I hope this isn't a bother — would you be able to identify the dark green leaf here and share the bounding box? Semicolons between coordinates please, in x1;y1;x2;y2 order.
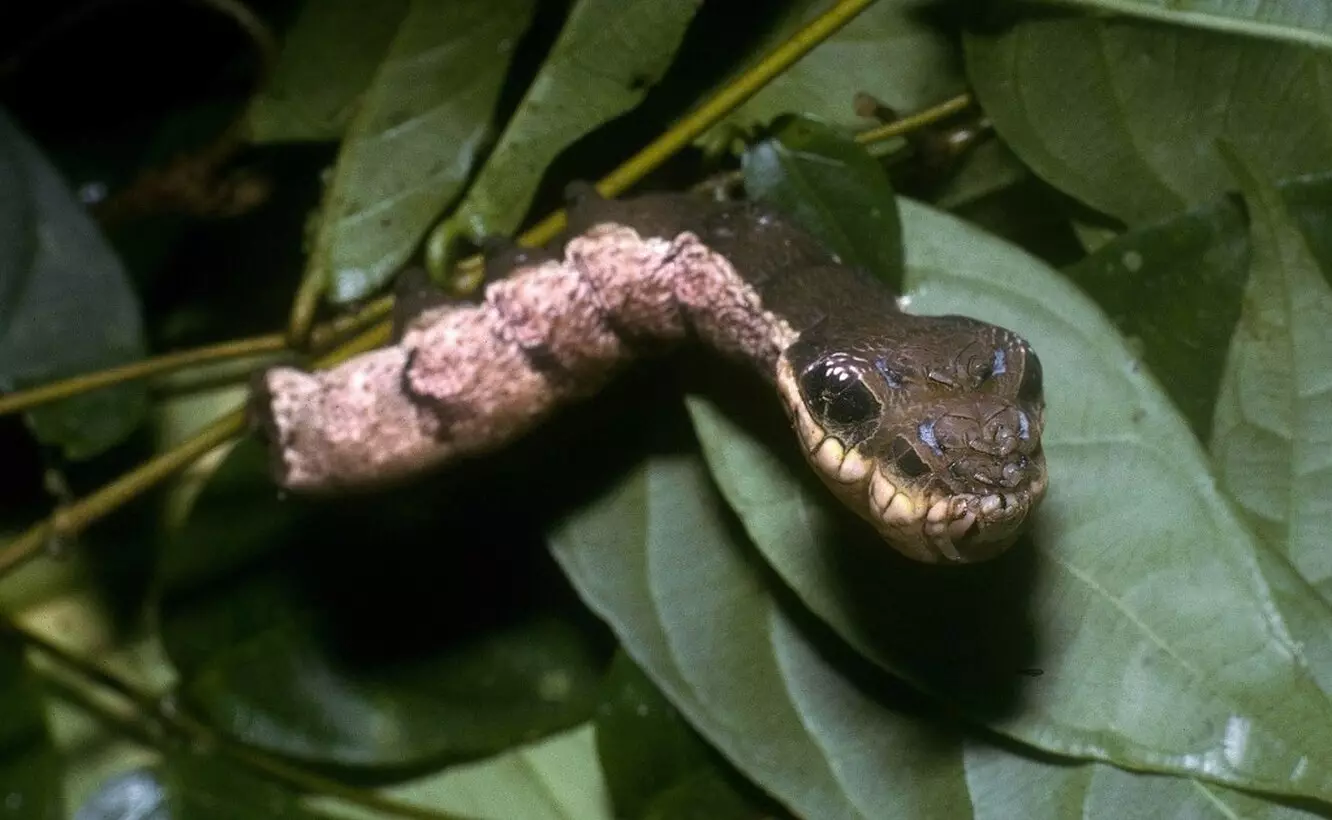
743;116;903;288
594;650;773;819
309;0;537;303
550;443;973;820
247;0;411;143
640;769;770;820
0;109;147;459
1060;185;1251;441
0;631;61;820
965;18;1332;226
683;195;1332;802
595;651;715;819
159;438;608;768
439;0;702;244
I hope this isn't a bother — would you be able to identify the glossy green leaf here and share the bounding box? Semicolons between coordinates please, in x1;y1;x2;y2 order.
1212;155;1332;598
309;0;536;303
440;0;702;244
0;632;61;820
311;726;614;820
550;445;973;820
683;196;1332;802
743;116;903;289
159;438;608;768
965;18;1332;226
75;758;337;820
0;109;147;459
705;0;965;139
246;0;409;143
1026;0;1332;51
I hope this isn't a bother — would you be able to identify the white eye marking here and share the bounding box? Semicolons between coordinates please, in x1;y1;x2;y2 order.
1017;410;1030;441
992;348;1007;377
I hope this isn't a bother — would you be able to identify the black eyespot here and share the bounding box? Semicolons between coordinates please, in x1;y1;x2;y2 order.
1018;350;1044;404
800;359;880;427
890;435;931;478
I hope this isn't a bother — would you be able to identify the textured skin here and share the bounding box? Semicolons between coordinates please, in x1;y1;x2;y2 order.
255;190;1047;563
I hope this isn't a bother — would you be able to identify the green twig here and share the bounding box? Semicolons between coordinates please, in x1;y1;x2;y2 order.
0;335;286;418
855;92;974;145
469;0;882;259
0;412;246;577
10;621;476;820
0;0;881;582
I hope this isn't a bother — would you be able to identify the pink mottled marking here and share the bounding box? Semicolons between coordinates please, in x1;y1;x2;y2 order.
260;225;796;491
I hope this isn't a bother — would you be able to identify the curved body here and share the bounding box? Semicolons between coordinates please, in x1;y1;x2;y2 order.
256;191;1047;563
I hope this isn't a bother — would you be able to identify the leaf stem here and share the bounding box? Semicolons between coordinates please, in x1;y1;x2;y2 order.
0;335;286;418
9;620;478;820
0;0;878;581
0;411;246;577
517;0;881;246
0;296;393;418
855;92;974;145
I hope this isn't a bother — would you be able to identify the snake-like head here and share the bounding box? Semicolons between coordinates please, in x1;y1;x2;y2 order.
775;312;1047;564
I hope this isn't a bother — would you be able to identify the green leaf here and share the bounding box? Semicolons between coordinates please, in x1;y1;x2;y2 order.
742;116;903;289
704;0;965;139
965;18;1332;226
310;726;614;820
595;650;775;819
158;439;608;768
246;0;410;143
0;631;61;820
963;742;1324;819
550;445;973;820
76;757;338;820
1060;186;1251;441
1212;153;1332;598
1024;0;1332;52
0;109;147;459
309;0;537;304
439;0;702;244
594;651;715;819
640;769;773;820
683;196;1332;802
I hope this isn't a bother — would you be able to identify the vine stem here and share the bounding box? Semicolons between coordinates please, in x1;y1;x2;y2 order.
7;621;477;820
0;412;245;577
855;92;974;144
0;335;285;418
0;0;879;580
501;0;881;249
0;295;394;418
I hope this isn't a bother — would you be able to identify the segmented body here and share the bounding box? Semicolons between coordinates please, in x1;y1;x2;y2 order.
256;191;1047;563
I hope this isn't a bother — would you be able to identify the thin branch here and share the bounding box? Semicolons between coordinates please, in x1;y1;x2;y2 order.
9;621;477;820
433;0;882;271
0;0;881;581
0;295;393;418
0;335;286;418
0;411;246;577
855;92;974;145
